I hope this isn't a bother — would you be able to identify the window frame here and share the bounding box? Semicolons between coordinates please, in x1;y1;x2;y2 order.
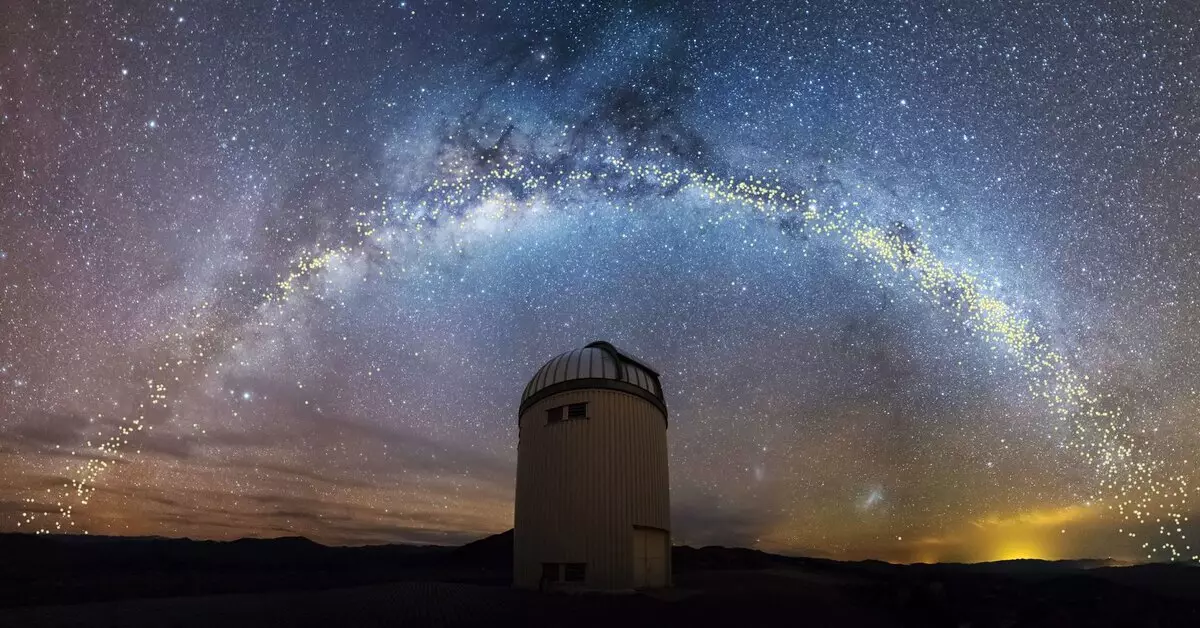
545;402;589;425
563;562;586;583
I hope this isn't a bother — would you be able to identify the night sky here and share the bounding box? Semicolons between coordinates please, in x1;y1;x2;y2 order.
2;0;1199;563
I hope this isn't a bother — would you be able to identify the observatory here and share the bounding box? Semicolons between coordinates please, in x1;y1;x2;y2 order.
514;341;671;590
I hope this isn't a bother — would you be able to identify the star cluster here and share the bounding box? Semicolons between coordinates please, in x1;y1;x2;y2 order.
2;0;1199;562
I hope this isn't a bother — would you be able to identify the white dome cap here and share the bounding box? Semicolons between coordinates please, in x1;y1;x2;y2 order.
520;341;666;417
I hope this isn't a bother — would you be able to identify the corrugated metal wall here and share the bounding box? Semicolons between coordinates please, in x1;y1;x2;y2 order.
514;388;671;590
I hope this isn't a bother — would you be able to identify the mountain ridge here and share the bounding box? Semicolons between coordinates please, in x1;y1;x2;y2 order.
0;529;1141;568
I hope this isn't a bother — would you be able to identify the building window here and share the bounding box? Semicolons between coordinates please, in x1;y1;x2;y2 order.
546;403;587;424
541;562;560;582
564;563;586;582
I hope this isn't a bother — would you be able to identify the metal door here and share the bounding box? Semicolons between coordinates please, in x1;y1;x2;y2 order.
632;528;647;587
632;527;667;588
645;529;666;586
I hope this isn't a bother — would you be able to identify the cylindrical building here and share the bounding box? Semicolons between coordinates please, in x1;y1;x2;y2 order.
514;341;671;590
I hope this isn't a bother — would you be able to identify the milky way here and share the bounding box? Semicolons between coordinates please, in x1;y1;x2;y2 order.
2;0;1199;562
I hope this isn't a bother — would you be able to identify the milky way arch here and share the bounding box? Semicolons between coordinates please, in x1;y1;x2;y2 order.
22;153;1195;562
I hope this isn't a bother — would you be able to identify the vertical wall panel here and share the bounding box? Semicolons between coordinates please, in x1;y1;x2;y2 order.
514;387;670;590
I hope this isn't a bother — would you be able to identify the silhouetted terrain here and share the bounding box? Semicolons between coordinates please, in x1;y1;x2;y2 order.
1;532;1198;627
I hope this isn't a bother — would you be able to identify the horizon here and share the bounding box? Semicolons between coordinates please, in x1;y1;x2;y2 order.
2;529;1158;568
3;0;1199;567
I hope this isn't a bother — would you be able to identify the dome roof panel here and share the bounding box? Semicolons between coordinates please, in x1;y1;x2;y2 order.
520;341;666;416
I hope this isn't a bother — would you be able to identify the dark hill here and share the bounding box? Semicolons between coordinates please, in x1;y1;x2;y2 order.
449;528;513;567
2;531;1198;627
0;532;454;608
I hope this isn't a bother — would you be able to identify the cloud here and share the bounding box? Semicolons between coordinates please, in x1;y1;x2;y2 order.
972;505;1098;529
131;487;502;546
1;410;90;448
209;372;515;483
671;493;778;548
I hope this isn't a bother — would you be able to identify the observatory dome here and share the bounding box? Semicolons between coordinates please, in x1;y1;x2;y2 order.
514;340;672;590
520;341;666;416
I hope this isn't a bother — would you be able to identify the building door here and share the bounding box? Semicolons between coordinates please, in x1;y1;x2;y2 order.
632;527;668;588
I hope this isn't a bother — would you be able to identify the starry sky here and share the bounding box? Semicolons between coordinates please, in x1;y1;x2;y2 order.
2;0;1199;563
